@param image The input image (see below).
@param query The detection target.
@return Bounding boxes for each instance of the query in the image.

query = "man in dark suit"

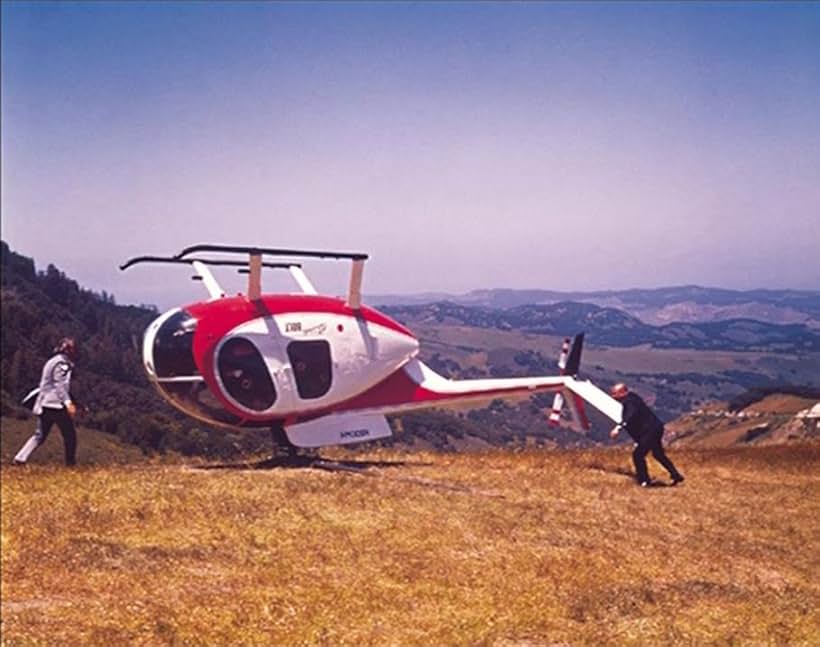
[609,383,684,487]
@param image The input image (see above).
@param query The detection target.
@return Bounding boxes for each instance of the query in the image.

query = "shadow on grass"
[584,461,675,487]
[585,461,635,478]
[643,480,673,488]
[196,455,431,473]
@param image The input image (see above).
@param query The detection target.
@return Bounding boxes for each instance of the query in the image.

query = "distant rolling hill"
[380,301,820,352]
[370,286,820,328]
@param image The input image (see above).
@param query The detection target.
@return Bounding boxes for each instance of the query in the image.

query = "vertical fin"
[564,333,584,376]
[548,392,564,426]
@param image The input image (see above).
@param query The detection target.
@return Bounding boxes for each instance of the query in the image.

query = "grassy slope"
[2,444,818,646]
[668,395,819,448]
[0,417,149,466]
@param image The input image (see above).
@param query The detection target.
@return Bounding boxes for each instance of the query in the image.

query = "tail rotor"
[548,333,590,431]
[548,337,572,426]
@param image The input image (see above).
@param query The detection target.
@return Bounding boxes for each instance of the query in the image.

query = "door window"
[287,340,332,399]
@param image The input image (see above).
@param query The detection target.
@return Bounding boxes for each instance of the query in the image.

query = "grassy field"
[2,435,818,646]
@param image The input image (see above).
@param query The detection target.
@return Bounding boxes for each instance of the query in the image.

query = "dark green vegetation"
[2,240,818,459]
[1,241,271,458]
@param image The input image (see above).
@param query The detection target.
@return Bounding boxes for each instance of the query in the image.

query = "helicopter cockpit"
[146,307,247,427]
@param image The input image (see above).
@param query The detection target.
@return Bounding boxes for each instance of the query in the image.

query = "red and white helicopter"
[121,245,623,451]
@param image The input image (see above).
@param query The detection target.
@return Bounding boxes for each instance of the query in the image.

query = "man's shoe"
[671,474,685,486]
[639,480,650,487]
[12,459,26,466]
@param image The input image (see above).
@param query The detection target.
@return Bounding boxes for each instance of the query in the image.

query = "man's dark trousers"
[632,428,681,484]
[37,408,77,465]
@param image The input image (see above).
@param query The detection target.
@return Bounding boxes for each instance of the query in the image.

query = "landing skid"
[270,423,298,458]
[270,423,318,460]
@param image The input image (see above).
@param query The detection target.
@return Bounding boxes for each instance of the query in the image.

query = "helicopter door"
[216,338,277,412]
[214,316,296,415]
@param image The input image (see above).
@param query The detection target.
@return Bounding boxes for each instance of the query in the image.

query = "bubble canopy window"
[153,310,199,378]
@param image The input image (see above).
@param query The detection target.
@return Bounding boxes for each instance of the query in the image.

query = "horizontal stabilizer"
[563,377,623,423]
[284,412,392,448]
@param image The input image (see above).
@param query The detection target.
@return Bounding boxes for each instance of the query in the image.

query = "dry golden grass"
[2,442,819,646]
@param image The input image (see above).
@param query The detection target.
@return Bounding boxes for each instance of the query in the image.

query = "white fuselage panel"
[217,311,419,416]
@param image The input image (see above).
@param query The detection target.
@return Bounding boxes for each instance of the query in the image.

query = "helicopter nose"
[393,331,420,360]
[373,325,419,365]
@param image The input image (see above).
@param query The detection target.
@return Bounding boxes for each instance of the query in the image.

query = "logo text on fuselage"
[340,428,370,439]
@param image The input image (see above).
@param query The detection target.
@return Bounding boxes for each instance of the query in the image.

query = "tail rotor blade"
[548,392,564,427]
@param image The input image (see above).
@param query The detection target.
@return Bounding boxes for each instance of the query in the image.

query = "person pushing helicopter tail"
[609,382,684,488]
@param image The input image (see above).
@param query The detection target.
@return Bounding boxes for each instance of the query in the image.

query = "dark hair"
[54,337,77,357]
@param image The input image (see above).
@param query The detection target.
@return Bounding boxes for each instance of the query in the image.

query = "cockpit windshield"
[149,309,243,428]
[153,310,198,378]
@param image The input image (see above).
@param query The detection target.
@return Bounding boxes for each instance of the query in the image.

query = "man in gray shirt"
[14,338,79,466]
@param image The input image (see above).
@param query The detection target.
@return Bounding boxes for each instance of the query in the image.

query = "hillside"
[2,445,818,645]
[0,417,154,466]
[668,391,820,448]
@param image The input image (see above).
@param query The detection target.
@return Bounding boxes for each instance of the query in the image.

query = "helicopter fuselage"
[143,294,419,429]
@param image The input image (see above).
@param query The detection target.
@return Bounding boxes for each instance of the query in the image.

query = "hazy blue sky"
[2,1,818,309]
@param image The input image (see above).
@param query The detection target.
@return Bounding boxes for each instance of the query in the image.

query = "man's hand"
[609,426,620,439]
[66,402,77,418]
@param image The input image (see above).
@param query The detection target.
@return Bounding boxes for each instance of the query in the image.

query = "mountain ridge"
[370,286,820,328]
[379,301,820,352]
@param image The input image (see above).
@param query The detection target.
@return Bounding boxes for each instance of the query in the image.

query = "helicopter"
[120,245,623,452]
